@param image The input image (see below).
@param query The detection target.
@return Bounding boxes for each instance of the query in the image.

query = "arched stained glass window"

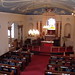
[47,18,56,30]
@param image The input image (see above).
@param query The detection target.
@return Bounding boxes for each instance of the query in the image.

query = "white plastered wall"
[0,11,75,55]
[0,12,26,56]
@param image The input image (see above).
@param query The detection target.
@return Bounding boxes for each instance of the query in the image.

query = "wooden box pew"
[65,46,74,55]
[5,52,21,57]
[0,70,14,75]
[3,52,30,66]
[11,52,31,65]
[1,54,26,64]
[4,59,25,71]
[49,55,75,61]
[50,46,74,56]
[4,55,27,69]
[10,50,31,58]
[45,70,75,75]
[47,64,75,73]
[2,49,32,65]
[50,55,65,60]
[11,48,31,55]
[50,46,65,56]
[49,59,75,66]
[3,54,26,63]
[48,59,75,66]
[22,47,29,51]
[9,51,31,65]
[11,50,31,62]
[12,50,31,62]
[0,63,20,75]
[49,59,66,65]
[20,51,31,62]
[14,51,31,65]
[0,58,24,71]
[49,55,75,64]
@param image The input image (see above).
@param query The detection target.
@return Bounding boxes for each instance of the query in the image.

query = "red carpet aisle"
[20,55,49,75]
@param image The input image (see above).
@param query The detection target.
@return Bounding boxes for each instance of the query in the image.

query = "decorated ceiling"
[0,0,75,15]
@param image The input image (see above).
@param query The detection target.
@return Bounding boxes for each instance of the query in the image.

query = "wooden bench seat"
[9,51,31,64]
[0,58,25,71]
[0,48,32,75]
[45,55,75,75]
[45,70,75,75]
[0,63,20,75]
[0,70,14,75]
[47,64,75,72]
[2,51,31,65]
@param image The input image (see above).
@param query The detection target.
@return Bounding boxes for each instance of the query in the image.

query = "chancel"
[0,0,75,75]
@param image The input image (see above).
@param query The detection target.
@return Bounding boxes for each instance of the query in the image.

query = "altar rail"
[27,45,74,55]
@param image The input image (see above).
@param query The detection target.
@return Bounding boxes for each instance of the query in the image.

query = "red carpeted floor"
[20,55,49,75]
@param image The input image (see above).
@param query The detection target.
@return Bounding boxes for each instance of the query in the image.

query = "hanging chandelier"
[28,0,39,37]
[28,29,39,37]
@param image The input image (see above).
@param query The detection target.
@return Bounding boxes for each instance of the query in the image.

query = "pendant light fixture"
[28,0,39,37]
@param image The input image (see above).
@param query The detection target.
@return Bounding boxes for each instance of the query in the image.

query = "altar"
[41,41,54,47]
[45,35,56,41]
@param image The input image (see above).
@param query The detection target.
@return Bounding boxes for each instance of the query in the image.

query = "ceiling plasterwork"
[0,0,74,15]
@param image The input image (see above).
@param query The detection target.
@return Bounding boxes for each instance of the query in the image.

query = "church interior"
[0,0,75,75]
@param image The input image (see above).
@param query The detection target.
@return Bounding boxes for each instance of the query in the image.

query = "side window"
[8,23,15,47]
[11,23,14,38]
[8,29,10,38]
